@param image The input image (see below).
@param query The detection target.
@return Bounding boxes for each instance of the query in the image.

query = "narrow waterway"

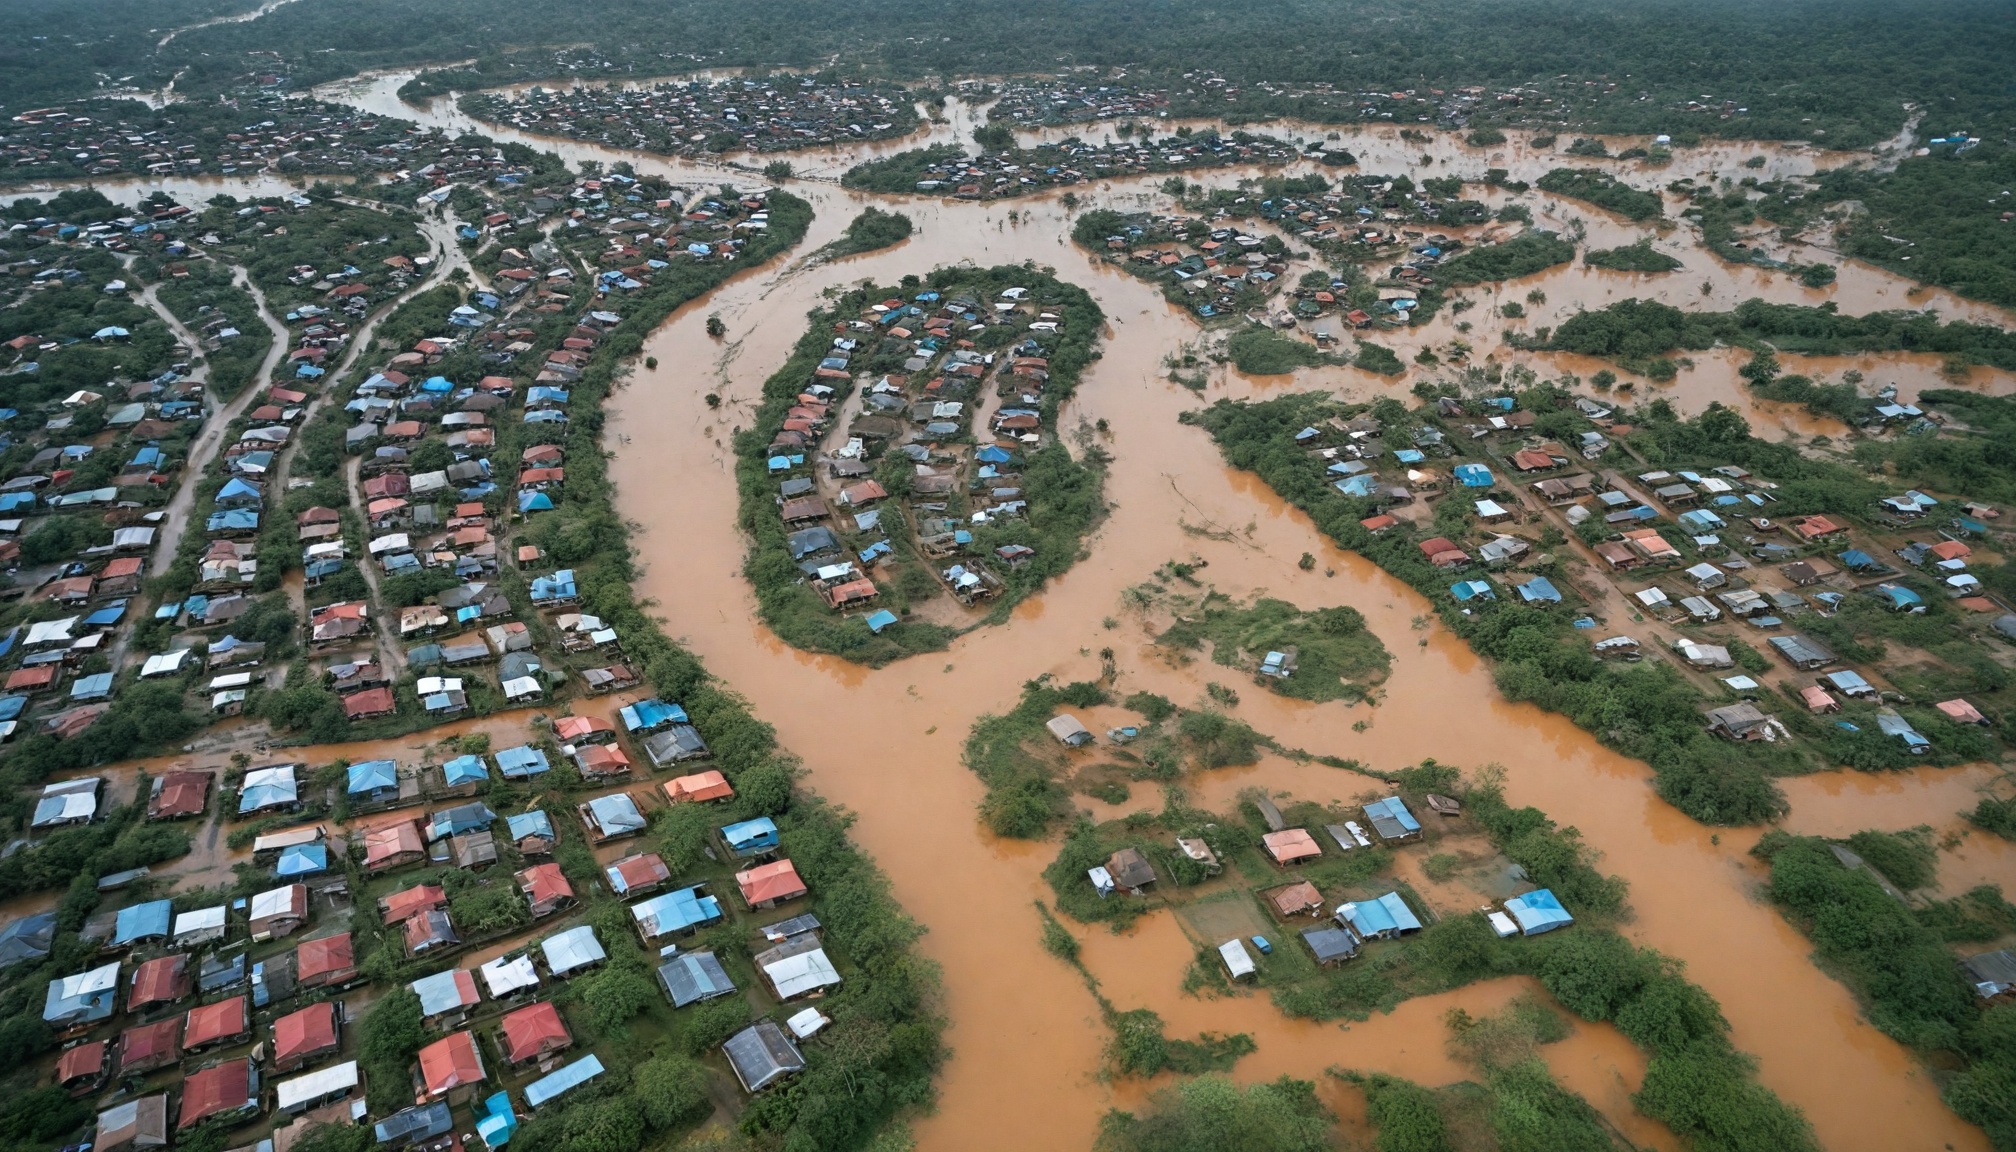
[12,71,2010,1151]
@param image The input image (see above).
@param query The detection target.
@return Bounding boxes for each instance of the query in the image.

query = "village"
[841,129,1314,200]
[458,75,920,159]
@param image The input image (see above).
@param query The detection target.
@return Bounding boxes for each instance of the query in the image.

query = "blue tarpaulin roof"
[443,755,489,786]
[1451,580,1494,602]
[525,1054,605,1108]
[1517,577,1562,603]
[476,1093,518,1149]
[1454,463,1495,488]
[1505,888,1574,934]
[506,811,553,842]
[864,610,899,633]
[1338,892,1422,938]
[347,759,397,794]
[518,491,554,513]
[722,817,779,853]
[632,887,722,937]
[276,844,328,877]
[113,900,172,945]
[495,745,550,778]
[621,699,687,731]
[530,570,577,602]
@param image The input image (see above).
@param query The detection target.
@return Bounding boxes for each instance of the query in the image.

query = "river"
[15,71,2011,1151]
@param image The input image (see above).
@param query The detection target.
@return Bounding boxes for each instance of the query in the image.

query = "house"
[1301,925,1360,967]
[1962,949,2016,1003]
[148,770,210,820]
[1706,703,1781,742]
[96,1095,170,1152]
[380,884,448,926]
[573,743,632,779]
[1045,714,1093,746]
[721,817,780,859]
[659,951,737,1008]
[346,758,400,803]
[1503,888,1575,935]
[375,1102,455,1149]
[1937,699,1990,726]
[1219,938,1256,982]
[644,725,711,766]
[755,935,841,1001]
[507,810,556,855]
[275,1060,361,1117]
[496,745,551,779]
[418,1031,487,1099]
[737,859,808,909]
[1419,537,1470,568]
[525,1054,606,1110]
[1175,837,1222,875]
[518,863,575,918]
[541,925,606,977]
[1684,562,1727,590]
[128,954,192,1011]
[723,1021,806,1093]
[500,1001,572,1065]
[57,1038,108,1095]
[1104,848,1157,894]
[1791,515,1847,541]
[272,1001,340,1071]
[237,764,300,814]
[1361,797,1422,843]
[579,793,647,841]
[33,778,101,828]
[606,853,672,897]
[663,770,734,804]
[111,900,172,950]
[1336,892,1423,940]
[297,933,357,989]
[402,910,460,955]
[1674,639,1733,669]
[453,830,499,870]
[117,1019,182,1075]
[248,883,310,939]
[411,968,481,1027]
[632,887,723,942]
[183,995,250,1053]
[1876,708,1931,754]
[363,820,427,872]
[1265,880,1325,918]
[1768,634,1835,670]
[1263,829,1322,866]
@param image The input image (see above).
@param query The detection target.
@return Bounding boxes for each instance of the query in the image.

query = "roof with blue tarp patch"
[1453,463,1495,488]
[721,817,779,854]
[276,843,328,876]
[113,900,172,946]
[443,755,489,786]
[864,610,899,633]
[632,886,722,937]
[1338,891,1422,938]
[1504,888,1574,934]
[83,601,127,627]
[526,1054,604,1108]
[506,811,553,842]
[347,759,398,794]
[1516,577,1562,603]
[621,699,687,731]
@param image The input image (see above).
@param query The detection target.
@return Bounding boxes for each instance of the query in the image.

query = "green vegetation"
[1821,145,2016,310]
[1755,832,2016,1149]
[735,268,1106,666]
[1844,827,1937,889]
[839,144,966,193]
[1540,296,2016,374]
[1096,1074,1333,1152]
[964,678,1109,838]
[1438,230,1577,285]
[1535,168,1665,221]
[1969,794,2016,841]
[816,207,915,259]
[1188,392,1801,824]
[1227,326,1326,374]
[1584,240,1684,273]
[1154,592,1391,703]
[1466,127,1508,147]
[1355,340,1407,375]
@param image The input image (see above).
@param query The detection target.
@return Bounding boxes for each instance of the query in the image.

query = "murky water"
[18,69,2011,1151]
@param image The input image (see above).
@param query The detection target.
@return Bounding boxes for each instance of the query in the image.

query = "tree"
[634,1054,715,1130]
[576,965,656,1034]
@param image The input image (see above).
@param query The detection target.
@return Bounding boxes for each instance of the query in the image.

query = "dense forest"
[16,0,2015,152]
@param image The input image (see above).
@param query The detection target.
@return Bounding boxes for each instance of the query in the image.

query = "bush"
[1228,326,1326,374]
[1095,1074,1332,1152]
[634,1054,714,1131]
[679,995,752,1057]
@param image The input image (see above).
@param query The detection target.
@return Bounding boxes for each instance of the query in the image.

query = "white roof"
[243,765,296,788]
[1487,911,1520,937]
[275,1060,359,1111]
[25,618,78,646]
[210,672,255,690]
[44,776,100,797]
[252,825,322,854]
[60,962,122,999]
[785,1007,829,1039]
[1218,938,1255,978]
[140,649,192,677]
[417,676,463,695]
[250,885,302,920]
[368,533,410,555]
[1634,587,1670,607]
[541,925,606,975]
[173,906,227,936]
[480,955,540,998]
[762,946,842,999]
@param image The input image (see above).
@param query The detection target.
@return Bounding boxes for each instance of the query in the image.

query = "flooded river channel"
[30,71,2016,1151]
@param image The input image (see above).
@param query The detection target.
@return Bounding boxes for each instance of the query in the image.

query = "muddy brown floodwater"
[18,71,2011,1151]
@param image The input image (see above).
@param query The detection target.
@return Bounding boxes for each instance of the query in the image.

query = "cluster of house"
[901,131,1304,199]
[495,184,776,303]
[1089,214,1301,321]
[34,834,355,1148]
[986,79,1173,125]
[768,285,1070,628]
[1075,782,1575,976]
[974,74,1547,133]
[2,92,486,182]
[463,75,915,156]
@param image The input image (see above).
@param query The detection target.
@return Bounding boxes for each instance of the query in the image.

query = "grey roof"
[658,950,737,1007]
[1301,925,1359,963]
[723,1020,806,1092]
[375,1102,454,1146]
[0,912,56,968]
[1963,949,2016,996]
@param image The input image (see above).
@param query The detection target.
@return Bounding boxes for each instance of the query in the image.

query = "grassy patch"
[1155,592,1391,703]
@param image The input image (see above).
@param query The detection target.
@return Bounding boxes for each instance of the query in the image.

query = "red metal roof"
[500,1002,571,1064]
[418,1031,485,1096]
[273,1001,338,1064]
[178,1059,253,1128]
[736,859,808,906]
[297,933,355,984]
[184,995,247,1049]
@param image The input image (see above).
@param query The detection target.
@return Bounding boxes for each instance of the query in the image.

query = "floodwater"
[21,69,2014,1151]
